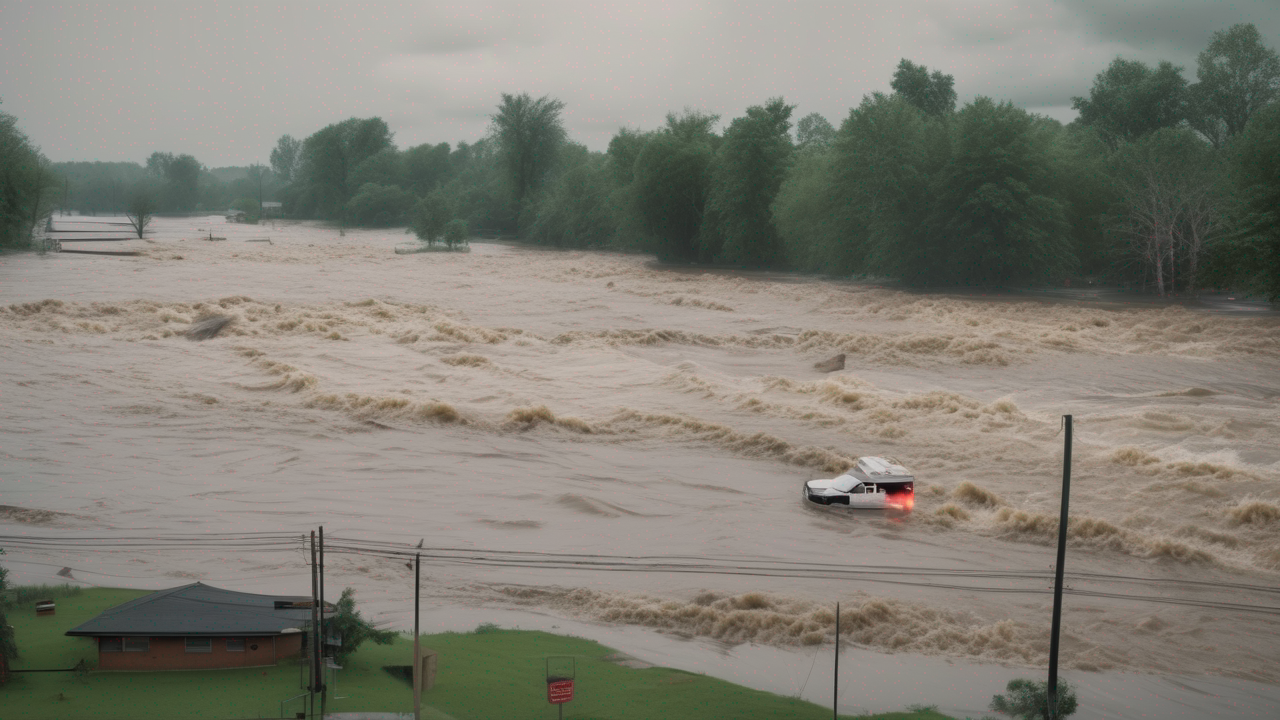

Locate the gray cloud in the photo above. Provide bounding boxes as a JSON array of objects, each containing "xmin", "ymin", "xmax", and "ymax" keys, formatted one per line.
[{"xmin": 0, "ymin": 1, "xmax": 1273, "ymax": 166}]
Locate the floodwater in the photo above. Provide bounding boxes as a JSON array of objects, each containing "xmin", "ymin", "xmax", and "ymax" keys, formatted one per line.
[{"xmin": 2, "ymin": 217, "xmax": 1279, "ymax": 717}]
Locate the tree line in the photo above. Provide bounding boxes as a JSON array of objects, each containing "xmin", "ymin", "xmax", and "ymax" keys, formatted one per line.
[{"xmin": 10, "ymin": 24, "xmax": 1278, "ymax": 299}]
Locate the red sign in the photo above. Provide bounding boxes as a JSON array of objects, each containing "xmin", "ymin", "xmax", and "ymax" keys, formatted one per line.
[{"xmin": 548, "ymin": 679, "xmax": 574, "ymax": 704}]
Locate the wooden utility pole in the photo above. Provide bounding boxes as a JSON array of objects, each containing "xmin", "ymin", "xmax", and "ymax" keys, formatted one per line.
[
  {"xmin": 414, "ymin": 552, "xmax": 422, "ymax": 720},
  {"xmin": 309, "ymin": 531, "xmax": 320, "ymax": 720},
  {"xmin": 319, "ymin": 526, "xmax": 327, "ymax": 719},
  {"xmin": 1047, "ymin": 415, "xmax": 1072, "ymax": 719},
  {"xmin": 833, "ymin": 601, "xmax": 839, "ymax": 720}
]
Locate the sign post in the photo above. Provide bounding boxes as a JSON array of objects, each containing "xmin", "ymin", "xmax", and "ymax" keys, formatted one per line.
[{"xmin": 546, "ymin": 656, "xmax": 576, "ymax": 720}]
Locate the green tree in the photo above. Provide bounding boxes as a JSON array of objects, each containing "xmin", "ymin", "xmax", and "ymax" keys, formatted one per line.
[
  {"xmin": 606, "ymin": 127, "xmax": 651, "ymax": 184},
  {"xmin": 706, "ymin": 97, "xmax": 796, "ymax": 266},
  {"xmin": 0, "ymin": 547, "xmax": 17, "ymax": 661},
  {"xmin": 1106, "ymin": 127, "xmax": 1223, "ymax": 296},
  {"xmin": 631, "ymin": 128, "xmax": 716, "ymax": 261},
  {"xmin": 403, "ymin": 142, "xmax": 452, "ymax": 195},
  {"xmin": 489, "ymin": 93, "xmax": 567, "ymax": 209},
  {"xmin": 296, "ymin": 118, "xmax": 394, "ymax": 220},
  {"xmin": 795, "ymin": 112, "xmax": 836, "ymax": 151},
  {"xmin": 443, "ymin": 218, "xmax": 468, "ymax": 248},
  {"xmin": 910, "ymin": 97, "xmax": 1075, "ymax": 286},
  {"xmin": 411, "ymin": 191, "xmax": 450, "ymax": 245},
  {"xmin": 146, "ymin": 152, "xmax": 202, "ymax": 211},
  {"xmin": 1072, "ymin": 58, "xmax": 1188, "ymax": 147},
  {"xmin": 346, "ymin": 183, "xmax": 414, "ymax": 226},
  {"xmin": 1206, "ymin": 102, "xmax": 1280, "ymax": 300},
  {"xmin": 990, "ymin": 678, "xmax": 1078, "ymax": 720},
  {"xmin": 773, "ymin": 147, "xmax": 842, "ymax": 271},
  {"xmin": 270, "ymin": 135, "xmax": 302, "ymax": 184},
  {"xmin": 349, "ymin": 148, "xmax": 406, "ymax": 191},
  {"xmin": 1188, "ymin": 23, "xmax": 1280, "ymax": 148},
  {"xmin": 125, "ymin": 180, "xmax": 160, "ymax": 238},
  {"xmin": 526, "ymin": 152, "xmax": 619, "ymax": 248},
  {"xmin": 246, "ymin": 164, "xmax": 270, "ymax": 212},
  {"xmin": 891, "ymin": 59, "xmax": 958, "ymax": 117},
  {"xmin": 327, "ymin": 587, "xmax": 396, "ymax": 665},
  {"xmin": 833, "ymin": 93, "xmax": 941, "ymax": 279}
]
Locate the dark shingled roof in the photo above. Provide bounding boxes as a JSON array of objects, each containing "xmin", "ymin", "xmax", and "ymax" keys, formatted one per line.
[{"xmin": 66, "ymin": 583, "xmax": 324, "ymax": 637}]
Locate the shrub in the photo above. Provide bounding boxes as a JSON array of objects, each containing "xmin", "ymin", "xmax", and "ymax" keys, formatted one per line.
[{"xmin": 990, "ymin": 678, "xmax": 1078, "ymax": 719}]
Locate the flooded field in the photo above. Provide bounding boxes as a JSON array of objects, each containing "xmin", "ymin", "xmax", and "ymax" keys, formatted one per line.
[{"xmin": 2, "ymin": 217, "xmax": 1279, "ymax": 715}]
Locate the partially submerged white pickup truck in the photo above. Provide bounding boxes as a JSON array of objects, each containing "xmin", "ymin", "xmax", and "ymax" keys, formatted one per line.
[{"xmin": 803, "ymin": 456, "xmax": 915, "ymax": 512}]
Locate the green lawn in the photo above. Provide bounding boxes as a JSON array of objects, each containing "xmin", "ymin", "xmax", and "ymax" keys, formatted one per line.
[{"xmin": 2, "ymin": 588, "xmax": 952, "ymax": 720}]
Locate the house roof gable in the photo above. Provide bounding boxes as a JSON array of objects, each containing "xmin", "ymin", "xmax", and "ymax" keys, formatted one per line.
[{"xmin": 65, "ymin": 583, "xmax": 322, "ymax": 637}]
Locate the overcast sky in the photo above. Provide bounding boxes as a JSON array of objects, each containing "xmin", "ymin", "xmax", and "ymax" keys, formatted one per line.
[{"xmin": 1, "ymin": 1, "xmax": 1276, "ymax": 167}]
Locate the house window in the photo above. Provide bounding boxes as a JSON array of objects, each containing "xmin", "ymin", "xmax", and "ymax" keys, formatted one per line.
[
  {"xmin": 226, "ymin": 638, "xmax": 245, "ymax": 652},
  {"xmin": 185, "ymin": 637, "xmax": 213, "ymax": 653},
  {"xmin": 101, "ymin": 637, "xmax": 122, "ymax": 653},
  {"xmin": 123, "ymin": 637, "xmax": 149, "ymax": 652}
]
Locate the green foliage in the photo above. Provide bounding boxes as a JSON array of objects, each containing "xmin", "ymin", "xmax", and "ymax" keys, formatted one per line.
[
  {"xmin": 1188, "ymin": 23, "xmax": 1280, "ymax": 147},
  {"xmin": 346, "ymin": 183, "xmax": 414, "ymax": 227},
  {"xmin": 124, "ymin": 181, "xmax": 160, "ymax": 238},
  {"xmin": 489, "ymin": 93, "xmax": 567, "ymax": 208},
  {"xmin": 891, "ymin": 59, "xmax": 958, "ymax": 117},
  {"xmin": 989, "ymin": 678, "xmax": 1077, "ymax": 720},
  {"xmin": 606, "ymin": 127, "xmax": 651, "ymax": 184},
  {"xmin": 231, "ymin": 197, "xmax": 261, "ymax": 222},
  {"xmin": 269, "ymin": 134, "xmax": 302, "ymax": 183},
  {"xmin": 0, "ymin": 104, "xmax": 58, "ymax": 249},
  {"xmin": 411, "ymin": 191, "xmax": 450, "ymax": 245},
  {"xmin": 51, "ymin": 161, "xmax": 148, "ymax": 215},
  {"xmin": 525, "ymin": 152, "xmax": 620, "ymax": 248},
  {"xmin": 706, "ymin": 97, "xmax": 796, "ymax": 266},
  {"xmin": 1106, "ymin": 127, "xmax": 1222, "ymax": 294},
  {"xmin": 434, "ymin": 138, "xmax": 517, "ymax": 235},
  {"xmin": 443, "ymin": 218, "xmax": 468, "ymax": 248},
  {"xmin": 1209, "ymin": 103, "xmax": 1280, "ymax": 300},
  {"xmin": 795, "ymin": 113, "xmax": 836, "ymax": 151},
  {"xmin": 6, "ymin": 583, "xmax": 83, "ymax": 606},
  {"xmin": 473, "ymin": 622, "xmax": 500, "ymax": 634},
  {"xmin": 349, "ymin": 148, "xmax": 406, "ymax": 191},
  {"xmin": 631, "ymin": 130, "xmax": 716, "ymax": 261},
  {"xmin": 773, "ymin": 148, "xmax": 841, "ymax": 272},
  {"xmin": 0, "ymin": 547, "xmax": 16, "ymax": 660},
  {"xmin": 146, "ymin": 152, "xmax": 202, "ymax": 212},
  {"xmin": 913, "ymin": 98, "xmax": 1075, "ymax": 287},
  {"xmin": 328, "ymin": 587, "xmax": 396, "ymax": 665},
  {"xmin": 834, "ymin": 93, "xmax": 940, "ymax": 278},
  {"xmin": 1072, "ymin": 58, "xmax": 1188, "ymax": 147},
  {"xmin": 403, "ymin": 141, "xmax": 452, "ymax": 195},
  {"xmin": 295, "ymin": 117, "xmax": 395, "ymax": 219}
]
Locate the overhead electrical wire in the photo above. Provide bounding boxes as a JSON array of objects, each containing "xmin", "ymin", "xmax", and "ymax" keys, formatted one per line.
[{"xmin": 4, "ymin": 533, "xmax": 1278, "ymax": 616}]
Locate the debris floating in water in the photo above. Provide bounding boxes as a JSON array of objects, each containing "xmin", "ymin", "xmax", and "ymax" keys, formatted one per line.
[
  {"xmin": 814, "ymin": 353, "xmax": 846, "ymax": 373},
  {"xmin": 185, "ymin": 314, "xmax": 234, "ymax": 341}
]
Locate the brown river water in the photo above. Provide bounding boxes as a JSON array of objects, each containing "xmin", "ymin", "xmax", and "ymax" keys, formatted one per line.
[{"xmin": 2, "ymin": 217, "xmax": 1279, "ymax": 717}]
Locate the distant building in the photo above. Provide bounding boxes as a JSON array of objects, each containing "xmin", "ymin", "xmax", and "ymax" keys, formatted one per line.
[
  {"xmin": 261, "ymin": 201, "xmax": 283, "ymax": 217},
  {"xmin": 66, "ymin": 583, "xmax": 330, "ymax": 671},
  {"xmin": 225, "ymin": 208, "xmax": 248, "ymax": 223}
]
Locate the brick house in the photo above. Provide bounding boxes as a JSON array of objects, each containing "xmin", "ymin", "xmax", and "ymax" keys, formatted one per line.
[{"xmin": 66, "ymin": 583, "xmax": 331, "ymax": 671}]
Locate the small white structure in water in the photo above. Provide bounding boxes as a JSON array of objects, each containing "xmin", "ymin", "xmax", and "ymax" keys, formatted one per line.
[{"xmin": 803, "ymin": 456, "xmax": 915, "ymax": 511}]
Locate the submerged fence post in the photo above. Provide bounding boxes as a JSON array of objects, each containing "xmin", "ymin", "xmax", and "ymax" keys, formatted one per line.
[{"xmin": 1048, "ymin": 415, "xmax": 1072, "ymax": 719}]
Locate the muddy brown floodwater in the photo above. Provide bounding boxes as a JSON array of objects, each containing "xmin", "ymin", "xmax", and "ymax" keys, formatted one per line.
[{"xmin": 2, "ymin": 217, "xmax": 1279, "ymax": 717}]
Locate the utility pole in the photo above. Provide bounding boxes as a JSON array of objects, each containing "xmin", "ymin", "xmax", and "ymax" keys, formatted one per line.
[
  {"xmin": 1047, "ymin": 415, "xmax": 1072, "ymax": 719},
  {"xmin": 833, "ymin": 601, "xmax": 839, "ymax": 720},
  {"xmin": 414, "ymin": 552, "xmax": 421, "ymax": 720},
  {"xmin": 309, "ymin": 531, "xmax": 320, "ymax": 720},
  {"xmin": 319, "ymin": 526, "xmax": 327, "ymax": 719}
]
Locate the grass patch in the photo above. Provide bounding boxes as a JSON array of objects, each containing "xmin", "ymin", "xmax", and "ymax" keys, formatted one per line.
[
  {"xmin": 3, "ymin": 583, "xmax": 85, "ymax": 608},
  {"xmin": 2, "ymin": 588, "xmax": 951, "ymax": 720}
]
